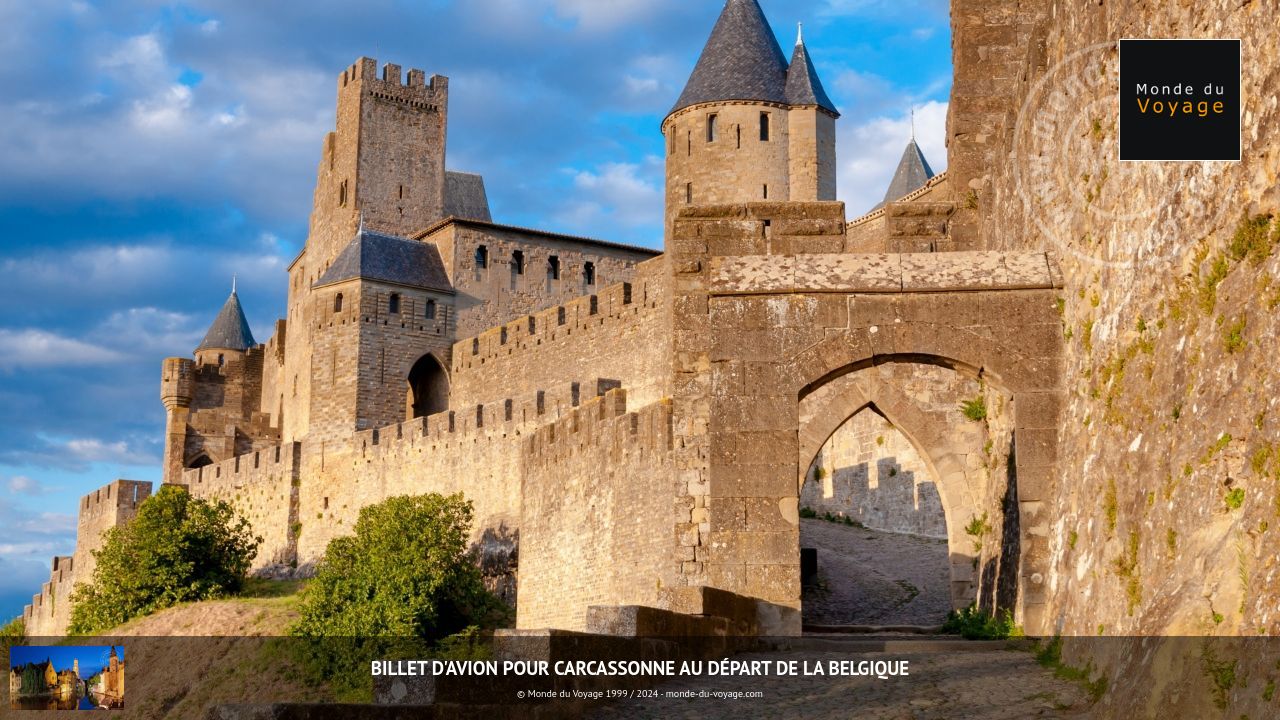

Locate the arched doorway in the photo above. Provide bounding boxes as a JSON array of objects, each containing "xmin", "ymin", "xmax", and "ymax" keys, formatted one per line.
[
  {"xmin": 800, "ymin": 403, "xmax": 952, "ymax": 627},
  {"xmin": 407, "ymin": 353, "xmax": 450, "ymax": 419},
  {"xmin": 794, "ymin": 357, "xmax": 1018, "ymax": 628}
]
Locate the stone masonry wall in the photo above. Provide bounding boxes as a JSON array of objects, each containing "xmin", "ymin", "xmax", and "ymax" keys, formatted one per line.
[
  {"xmin": 955, "ymin": 1, "xmax": 1280, "ymax": 714},
  {"xmin": 24, "ymin": 480, "xmax": 152, "ymax": 637},
  {"xmin": 663, "ymin": 102, "xmax": 794, "ymax": 231},
  {"xmin": 803, "ymin": 406, "xmax": 947, "ymax": 539},
  {"xmin": 450, "ymin": 257, "xmax": 671, "ymax": 410},
  {"xmin": 425, "ymin": 222, "xmax": 659, "ymax": 341},
  {"xmin": 668, "ymin": 201, "xmax": 1064, "ymax": 635},
  {"xmin": 517, "ymin": 390, "xmax": 676, "ymax": 631},
  {"xmin": 181, "ymin": 444, "xmax": 301, "ymax": 569}
]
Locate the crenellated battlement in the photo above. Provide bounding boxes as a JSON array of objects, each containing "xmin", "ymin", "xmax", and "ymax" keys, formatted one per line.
[
  {"xmin": 339, "ymin": 57, "xmax": 447, "ymax": 110},
  {"xmin": 77, "ymin": 479, "xmax": 151, "ymax": 526},
  {"xmin": 26, "ymin": 479, "xmax": 153, "ymax": 636},
  {"xmin": 450, "ymin": 262, "xmax": 667, "ymax": 374}
]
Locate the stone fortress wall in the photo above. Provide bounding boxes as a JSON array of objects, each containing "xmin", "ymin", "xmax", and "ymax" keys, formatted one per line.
[
  {"xmin": 942, "ymin": 0, "xmax": 1280, "ymax": 713},
  {"xmin": 24, "ymin": 480, "xmax": 152, "ymax": 637}
]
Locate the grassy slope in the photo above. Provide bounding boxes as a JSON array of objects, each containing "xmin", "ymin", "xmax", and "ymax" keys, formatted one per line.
[{"xmin": 71, "ymin": 579, "xmax": 341, "ymax": 719}]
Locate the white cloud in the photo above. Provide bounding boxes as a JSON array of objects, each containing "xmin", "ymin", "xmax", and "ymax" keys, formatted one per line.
[
  {"xmin": 131, "ymin": 83, "xmax": 194, "ymax": 131},
  {"xmin": 6, "ymin": 476, "xmax": 39, "ymax": 495},
  {"xmin": 90, "ymin": 307, "xmax": 203, "ymax": 357},
  {"xmin": 552, "ymin": 0, "xmax": 671, "ymax": 31},
  {"xmin": 556, "ymin": 157, "xmax": 664, "ymax": 237},
  {"xmin": 62, "ymin": 438, "xmax": 159, "ymax": 467},
  {"xmin": 0, "ymin": 329, "xmax": 126, "ymax": 370},
  {"xmin": 836, "ymin": 100, "xmax": 948, "ymax": 216}
]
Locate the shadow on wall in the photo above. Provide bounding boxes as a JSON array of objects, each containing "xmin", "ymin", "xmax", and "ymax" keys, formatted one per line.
[
  {"xmin": 473, "ymin": 523, "xmax": 519, "ymax": 606},
  {"xmin": 977, "ymin": 434, "xmax": 1020, "ymax": 616},
  {"xmin": 802, "ymin": 456, "xmax": 947, "ymax": 539}
]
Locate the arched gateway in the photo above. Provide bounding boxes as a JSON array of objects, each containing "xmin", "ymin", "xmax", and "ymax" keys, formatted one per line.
[{"xmin": 667, "ymin": 201, "xmax": 1063, "ymax": 635}]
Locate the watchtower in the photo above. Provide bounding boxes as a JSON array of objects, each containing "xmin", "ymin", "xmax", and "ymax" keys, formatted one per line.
[{"xmin": 661, "ymin": 1, "xmax": 839, "ymax": 232}]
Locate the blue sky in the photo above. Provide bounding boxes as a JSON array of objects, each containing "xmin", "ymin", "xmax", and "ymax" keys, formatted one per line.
[
  {"xmin": 10, "ymin": 644, "xmax": 123, "ymax": 677},
  {"xmin": 0, "ymin": 0, "xmax": 952, "ymax": 621}
]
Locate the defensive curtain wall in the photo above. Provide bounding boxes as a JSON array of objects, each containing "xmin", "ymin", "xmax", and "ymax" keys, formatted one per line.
[{"xmin": 26, "ymin": 203, "xmax": 1066, "ymax": 637}]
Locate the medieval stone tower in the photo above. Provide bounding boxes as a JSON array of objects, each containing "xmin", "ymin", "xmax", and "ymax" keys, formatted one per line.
[
  {"xmin": 662, "ymin": 0, "xmax": 839, "ymax": 231},
  {"xmin": 283, "ymin": 58, "xmax": 451, "ymax": 443}
]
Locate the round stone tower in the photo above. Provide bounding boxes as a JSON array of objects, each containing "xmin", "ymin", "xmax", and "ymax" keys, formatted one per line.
[{"xmin": 662, "ymin": 0, "xmax": 839, "ymax": 233}]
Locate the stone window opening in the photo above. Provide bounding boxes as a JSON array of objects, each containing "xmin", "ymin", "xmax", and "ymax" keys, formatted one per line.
[
  {"xmin": 547, "ymin": 255, "xmax": 561, "ymax": 292},
  {"xmin": 584, "ymin": 261, "xmax": 596, "ymax": 287},
  {"xmin": 760, "ymin": 112, "xmax": 770, "ymax": 141},
  {"xmin": 685, "ymin": 182, "xmax": 693, "ymax": 204},
  {"xmin": 425, "ymin": 298, "xmax": 437, "ymax": 319},
  {"xmin": 389, "ymin": 293, "xmax": 400, "ymax": 314},
  {"xmin": 398, "ymin": 184, "xmax": 405, "ymax": 199},
  {"xmin": 323, "ymin": 497, "xmax": 329, "ymax": 510},
  {"xmin": 763, "ymin": 184, "xmax": 768, "ymax": 199},
  {"xmin": 686, "ymin": 130, "xmax": 691, "ymax": 155},
  {"xmin": 217, "ymin": 353, "xmax": 225, "ymax": 366},
  {"xmin": 474, "ymin": 245, "xmax": 488, "ymax": 269},
  {"xmin": 512, "ymin": 250, "xmax": 525, "ymax": 275},
  {"xmin": 736, "ymin": 125, "xmax": 741, "ymax": 149},
  {"xmin": 338, "ymin": 179, "xmax": 348, "ymax": 206},
  {"xmin": 668, "ymin": 125, "xmax": 676, "ymax": 155},
  {"xmin": 706, "ymin": 113, "xmax": 717, "ymax": 142},
  {"xmin": 334, "ymin": 293, "xmax": 343, "ymax": 312}
]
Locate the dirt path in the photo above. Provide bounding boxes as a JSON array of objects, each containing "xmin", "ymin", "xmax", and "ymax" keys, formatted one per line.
[{"xmin": 801, "ymin": 518, "xmax": 952, "ymax": 626}]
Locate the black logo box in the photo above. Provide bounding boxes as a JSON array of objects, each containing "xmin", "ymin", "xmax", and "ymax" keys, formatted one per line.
[{"xmin": 1119, "ymin": 39, "xmax": 1241, "ymax": 162}]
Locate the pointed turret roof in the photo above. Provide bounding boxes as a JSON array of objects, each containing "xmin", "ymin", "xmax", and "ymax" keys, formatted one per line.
[
  {"xmin": 785, "ymin": 30, "xmax": 838, "ymax": 116},
  {"xmin": 196, "ymin": 290, "xmax": 256, "ymax": 352},
  {"xmin": 880, "ymin": 137, "xmax": 935, "ymax": 206},
  {"xmin": 669, "ymin": 0, "xmax": 790, "ymax": 117}
]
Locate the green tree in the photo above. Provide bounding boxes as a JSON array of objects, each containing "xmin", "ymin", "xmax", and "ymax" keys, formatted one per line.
[
  {"xmin": 289, "ymin": 493, "xmax": 508, "ymax": 700},
  {"xmin": 68, "ymin": 485, "xmax": 261, "ymax": 634},
  {"xmin": 0, "ymin": 616, "xmax": 24, "ymax": 649},
  {"xmin": 292, "ymin": 492, "xmax": 505, "ymax": 639}
]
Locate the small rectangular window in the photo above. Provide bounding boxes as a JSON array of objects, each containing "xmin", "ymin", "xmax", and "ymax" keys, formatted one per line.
[
  {"xmin": 706, "ymin": 113, "xmax": 717, "ymax": 142},
  {"xmin": 685, "ymin": 182, "xmax": 692, "ymax": 204},
  {"xmin": 668, "ymin": 126, "xmax": 675, "ymax": 155},
  {"xmin": 763, "ymin": 184, "xmax": 768, "ymax": 199},
  {"xmin": 760, "ymin": 112, "xmax": 770, "ymax": 141}
]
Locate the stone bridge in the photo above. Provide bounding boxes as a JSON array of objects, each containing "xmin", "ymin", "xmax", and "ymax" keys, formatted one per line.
[{"xmin": 667, "ymin": 202, "xmax": 1063, "ymax": 635}]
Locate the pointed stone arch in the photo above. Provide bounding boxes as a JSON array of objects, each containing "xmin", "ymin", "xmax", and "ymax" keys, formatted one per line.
[{"xmin": 406, "ymin": 352, "xmax": 450, "ymax": 420}]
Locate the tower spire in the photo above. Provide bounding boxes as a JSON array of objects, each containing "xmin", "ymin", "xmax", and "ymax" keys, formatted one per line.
[
  {"xmin": 231, "ymin": 273, "xmax": 237, "ymax": 294},
  {"xmin": 910, "ymin": 106, "xmax": 915, "ymax": 140},
  {"xmin": 796, "ymin": 22, "xmax": 803, "ymax": 45}
]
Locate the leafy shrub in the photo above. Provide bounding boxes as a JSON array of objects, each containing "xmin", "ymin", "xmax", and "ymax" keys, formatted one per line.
[
  {"xmin": 0, "ymin": 616, "xmax": 24, "ymax": 648},
  {"xmin": 1225, "ymin": 488, "xmax": 1245, "ymax": 511},
  {"xmin": 960, "ymin": 396, "xmax": 987, "ymax": 421},
  {"xmin": 798, "ymin": 506, "xmax": 817, "ymax": 519},
  {"xmin": 289, "ymin": 493, "xmax": 509, "ymax": 700},
  {"xmin": 941, "ymin": 604, "xmax": 1022, "ymax": 639},
  {"xmin": 69, "ymin": 485, "xmax": 261, "ymax": 634}
]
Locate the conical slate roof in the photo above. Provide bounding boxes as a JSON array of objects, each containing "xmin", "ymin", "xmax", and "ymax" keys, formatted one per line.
[
  {"xmin": 669, "ymin": 0, "xmax": 790, "ymax": 116},
  {"xmin": 880, "ymin": 138, "xmax": 935, "ymax": 205},
  {"xmin": 785, "ymin": 38, "xmax": 838, "ymax": 116},
  {"xmin": 197, "ymin": 291, "xmax": 256, "ymax": 351},
  {"xmin": 314, "ymin": 229, "xmax": 453, "ymax": 293}
]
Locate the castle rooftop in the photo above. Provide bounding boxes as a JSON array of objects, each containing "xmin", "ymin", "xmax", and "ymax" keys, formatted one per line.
[
  {"xmin": 416, "ymin": 217, "xmax": 662, "ymax": 257},
  {"xmin": 668, "ymin": 0, "xmax": 790, "ymax": 117},
  {"xmin": 879, "ymin": 137, "xmax": 935, "ymax": 207},
  {"xmin": 784, "ymin": 30, "xmax": 838, "ymax": 116},
  {"xmin": 313, "ymin": 229, "xmax": 454, "ymax": 292},
  {"xmin": 197, "ymin": 290, "xmax": 256, "ymax": 351}
]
